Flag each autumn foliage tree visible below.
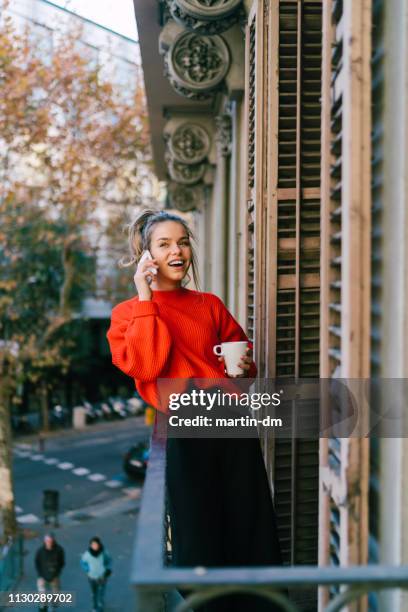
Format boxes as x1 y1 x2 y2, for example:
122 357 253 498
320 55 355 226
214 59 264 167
0 4 153 539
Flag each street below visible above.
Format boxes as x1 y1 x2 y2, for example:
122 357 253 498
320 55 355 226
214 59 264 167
11 416 151 611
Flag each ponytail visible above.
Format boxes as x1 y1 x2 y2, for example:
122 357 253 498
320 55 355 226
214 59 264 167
118 208 157 269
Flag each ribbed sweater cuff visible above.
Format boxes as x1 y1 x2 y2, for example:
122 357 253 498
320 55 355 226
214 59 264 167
131 300 159 318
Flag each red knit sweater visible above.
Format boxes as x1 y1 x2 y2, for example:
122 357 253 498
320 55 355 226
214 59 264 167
106 287 257 413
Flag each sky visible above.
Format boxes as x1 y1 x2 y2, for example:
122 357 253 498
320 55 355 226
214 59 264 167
49 0 138 41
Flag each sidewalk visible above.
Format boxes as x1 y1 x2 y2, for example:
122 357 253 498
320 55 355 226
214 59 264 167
13 415 148 448
11 416 150 611
13 511 139 612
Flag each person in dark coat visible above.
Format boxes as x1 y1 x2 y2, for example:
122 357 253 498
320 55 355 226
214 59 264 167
35 533 65 612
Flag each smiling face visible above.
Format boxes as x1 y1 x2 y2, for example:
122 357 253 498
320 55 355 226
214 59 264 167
149 220 192 289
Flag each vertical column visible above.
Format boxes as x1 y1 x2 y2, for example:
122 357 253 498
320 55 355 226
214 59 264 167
204 186 213 293
319 0 372 609
227 102 239 314
377 1 408 610
210 153 227 301
193 208 206 290
215 112 232 304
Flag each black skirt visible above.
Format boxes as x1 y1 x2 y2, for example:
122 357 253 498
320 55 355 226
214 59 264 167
165 435 285 612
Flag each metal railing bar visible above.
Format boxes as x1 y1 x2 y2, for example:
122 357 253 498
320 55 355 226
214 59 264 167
130 433 167 581
132 565 408 588
131 430 408 612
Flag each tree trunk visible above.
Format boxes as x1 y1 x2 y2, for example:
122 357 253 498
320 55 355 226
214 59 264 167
40 380 49 432
0 370 18 543
60 242 76 317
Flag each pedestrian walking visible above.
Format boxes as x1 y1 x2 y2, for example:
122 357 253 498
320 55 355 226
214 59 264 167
80 537 112 612
106 209 285 612
34 533 65 612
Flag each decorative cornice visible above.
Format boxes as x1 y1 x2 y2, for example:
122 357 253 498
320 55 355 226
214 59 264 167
166 0 244 34
159 0 173 26
165 31 230 99
166 123 211 164
163 120 214 198
167 158 207 184
167 182 205 211
175 0 242 19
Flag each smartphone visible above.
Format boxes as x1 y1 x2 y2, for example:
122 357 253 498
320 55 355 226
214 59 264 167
139 249 157 284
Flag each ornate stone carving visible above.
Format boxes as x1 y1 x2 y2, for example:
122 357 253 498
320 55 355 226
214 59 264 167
166 31 230 98
167 158 206 184
159 0 172 26
166 0 244 34
163 62 213 99
167 182 205 211
166 123 211 165
215 112 232 157
176 0 242 19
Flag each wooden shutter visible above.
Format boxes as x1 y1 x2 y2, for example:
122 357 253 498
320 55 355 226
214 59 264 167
245 1 277 498
272 0 323 568
263 1 322 588
319 0 372 609
245 0 266 372
245 4 323 597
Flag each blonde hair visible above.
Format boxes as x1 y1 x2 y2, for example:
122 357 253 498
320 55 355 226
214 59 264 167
118 209 201 291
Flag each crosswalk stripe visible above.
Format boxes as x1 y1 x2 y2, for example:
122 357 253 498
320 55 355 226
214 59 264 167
72 467 90 476
88 473 106 482
17 514 40 524
104 480 123 488
58 462 74 470
30 454 44 461
44 458 59 465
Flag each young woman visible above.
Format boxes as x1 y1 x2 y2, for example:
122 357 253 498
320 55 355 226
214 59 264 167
106 209 284 612
80 537 112 612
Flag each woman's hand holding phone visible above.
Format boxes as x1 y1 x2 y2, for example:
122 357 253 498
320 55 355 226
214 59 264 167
134 250 159 301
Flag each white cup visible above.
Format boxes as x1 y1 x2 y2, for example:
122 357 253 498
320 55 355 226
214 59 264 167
213 341 248 377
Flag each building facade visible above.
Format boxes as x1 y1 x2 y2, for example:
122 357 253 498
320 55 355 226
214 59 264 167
2 0 149 408
134 0 408 610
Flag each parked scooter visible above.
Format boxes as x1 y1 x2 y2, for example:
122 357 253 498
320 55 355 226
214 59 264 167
126 396 145 416
100 401 114 420
50 404 70 428
108 396 127 419
82 400 99 424
90 401 105 420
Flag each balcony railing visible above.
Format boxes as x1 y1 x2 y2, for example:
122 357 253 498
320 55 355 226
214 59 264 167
131 430 408 612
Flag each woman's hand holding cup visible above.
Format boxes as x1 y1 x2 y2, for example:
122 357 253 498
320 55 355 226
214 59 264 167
236 346 254 376
134 257 159 301
213 342 253 377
